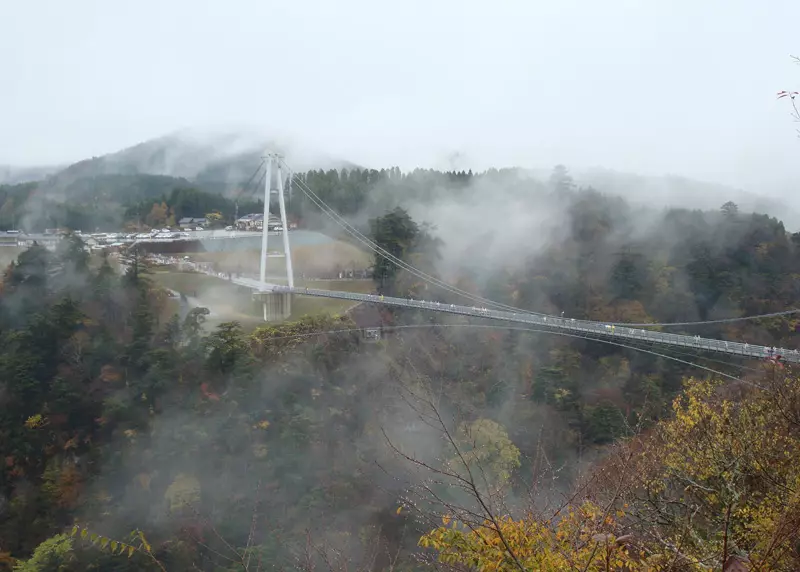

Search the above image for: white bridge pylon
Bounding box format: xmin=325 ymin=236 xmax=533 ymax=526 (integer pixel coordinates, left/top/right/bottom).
xmin=259 ymin=152 xmax=294 ymax=320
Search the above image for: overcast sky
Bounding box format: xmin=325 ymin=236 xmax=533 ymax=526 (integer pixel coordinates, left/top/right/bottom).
xmin=1 ymin=0 xmax=799 ymax=192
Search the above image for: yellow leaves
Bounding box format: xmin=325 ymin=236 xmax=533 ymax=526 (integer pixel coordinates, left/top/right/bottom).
xmin=619 ymin=373 xmax=800 ymax=569
xmin=554 ymin=388 xmax=572 ymax=403
xmin=136 ymin=530 xmax=152 ymax=554
xmin=253 ymin=420 xmax=271 ymax=430
xmin=420 ymin=504 xmax=641 ymax=571
xmin=451 ymin=419 xmax=521 ymax=489
xmin=70 ymin=525 xmax=148 ymax=561
xmin=24 ymin=414 xmax=46 ymax=429
xmin=164 ymin=474 xmax=201 ymax=513
xmin=99 ymin=364 xmax=121 ymax=383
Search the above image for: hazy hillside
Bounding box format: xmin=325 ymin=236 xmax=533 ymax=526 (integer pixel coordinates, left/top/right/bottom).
xmin=577 ymin=167 xmax=800 ymax=230
xmin=39 ymin=129 xmax=357 ymax=199
xmin=0 ymin=164 xmax=62 ymax=185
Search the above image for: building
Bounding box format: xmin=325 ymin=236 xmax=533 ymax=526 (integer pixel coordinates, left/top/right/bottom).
xmin=236 ymin=213 xmax=282 ymax=231
xmin=347 ymin=303 xmax=388 ymax=342
xmin=178 ymin=217 xmax=208 ymax=229
xmin=0 ymin=232 xmax=20 ymax=247
xmin=1 ymin=232 xmax=62 ymax=250
xmin=236 ymin=213 xmax=262 ymax=230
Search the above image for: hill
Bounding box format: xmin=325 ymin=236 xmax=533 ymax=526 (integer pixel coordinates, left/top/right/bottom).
xmin=40 ymin=129 xmax=356 ymax=199
xmin=0 ymin=131 xmax=358 ymax=232
xmin=577 ymin=166 xmax=800 ymax=231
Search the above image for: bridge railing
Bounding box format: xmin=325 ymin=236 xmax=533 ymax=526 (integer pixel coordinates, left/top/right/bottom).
xmin=261 ymin=283 xmax=800 ymax=364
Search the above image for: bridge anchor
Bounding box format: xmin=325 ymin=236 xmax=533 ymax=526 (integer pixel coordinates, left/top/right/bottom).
xmin=252 ymin=291 xmax=292 ymax=322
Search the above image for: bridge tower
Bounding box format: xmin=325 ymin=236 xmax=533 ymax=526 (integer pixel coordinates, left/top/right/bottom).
xmin=257 ymin=152 xmax=294 ymax=321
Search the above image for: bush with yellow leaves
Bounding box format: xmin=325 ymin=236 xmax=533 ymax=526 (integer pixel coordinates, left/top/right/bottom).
xmin=419 ymin=370 xmax=800 ymax=571
xmin=419 ymin=503 xmax=645 ymax=571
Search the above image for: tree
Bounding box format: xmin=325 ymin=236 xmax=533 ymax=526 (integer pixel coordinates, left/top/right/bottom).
xmin=420 ymin=504 xmax=643 ymax=571
xmin=368 ymin=207 xmax=442 ymax=297
xmin=721 ymin=201 xmax=739 ymax=218
xmin=450 ymin=419 xmax=521 ymax=493
xmin=12 ymin=534 xmax=74 ymax=572
xmin=369 ymin=207 xmax=421 ymax=295
xmin=595 ymin=373 xmax=800 ymax=570
xmin=144 ymin=202 xmax=168 ymax=229
xmin=204 ymin=321 xmax=250 ymax=377
xmin=204 ymin=211 xmax=224 ymax=228
xmin=609 ymin=250 xmax=645 ymax=301
xmin=548 ymin=164 xmax=575 ymax=194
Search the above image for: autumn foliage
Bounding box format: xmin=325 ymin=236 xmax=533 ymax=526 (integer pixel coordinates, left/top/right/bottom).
xmin=420 ymin=369 xmax=800 ymax=571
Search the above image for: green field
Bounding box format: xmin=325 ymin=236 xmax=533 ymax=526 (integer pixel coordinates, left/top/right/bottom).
xmin=149 ymin=270 xmax=374 ymax=331
xmin=188 ymin=240 xmax=371 ymax=277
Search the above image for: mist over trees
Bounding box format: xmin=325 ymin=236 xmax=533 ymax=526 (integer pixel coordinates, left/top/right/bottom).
xmin=2 ymin=163 xmax=799 ymax=569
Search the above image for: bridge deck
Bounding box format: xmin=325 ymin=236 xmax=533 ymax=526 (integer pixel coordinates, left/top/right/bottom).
xmin=231 ymin=277 xmax=799 ymax=364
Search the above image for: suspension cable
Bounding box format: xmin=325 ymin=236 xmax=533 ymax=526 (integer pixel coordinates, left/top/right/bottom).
xmin=284 ymin=160 xmax=551 ymax=316
xmin=281 ymin=160 xmax=800 ymax=329
xmin=254 ymin=321 xmax=764 ymax=386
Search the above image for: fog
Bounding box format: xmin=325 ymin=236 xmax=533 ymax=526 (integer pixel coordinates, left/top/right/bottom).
xmin=2 ymin=0 xmax=799 ymax=202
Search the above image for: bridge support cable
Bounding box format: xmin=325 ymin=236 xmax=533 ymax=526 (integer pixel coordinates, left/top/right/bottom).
xmin=232 ymin=160 xmax=266 ymax=202
xmin=624 ymin=336 xmax=761 ymax=377
xmin=253 ymin=322 xmax=759 ymax=386
xmin=281 ymin=160 xmax=553 ymax=317
xmin=281 ymin=160 xmax=800 ymax=330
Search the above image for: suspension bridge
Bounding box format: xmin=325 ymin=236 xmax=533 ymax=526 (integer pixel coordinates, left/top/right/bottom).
xmin=209 ymin=152 xmax=800 ymax=364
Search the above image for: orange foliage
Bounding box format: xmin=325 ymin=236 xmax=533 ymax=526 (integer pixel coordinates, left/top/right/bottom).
xmin=99 ymin=364 xmax=122 ymax=383
xmin=200 ymin=383 xmax=220 ymax=402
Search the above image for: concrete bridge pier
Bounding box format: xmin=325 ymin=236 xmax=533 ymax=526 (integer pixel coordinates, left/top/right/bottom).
xmin=253 ymin=291 xmax=292 ymax=322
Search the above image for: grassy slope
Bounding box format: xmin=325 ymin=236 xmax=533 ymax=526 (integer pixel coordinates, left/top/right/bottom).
xmin=150 ymin=270 xmax=374 ymax=332
xmin=191 ymin=241 xmax=372 ymax=277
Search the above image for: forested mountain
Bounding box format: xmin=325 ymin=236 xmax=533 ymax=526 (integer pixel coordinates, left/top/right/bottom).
xmin=40 ymin=130 xmax=353 ymax=188
xmin=0 ymin=131 xmax=355 ymax=231
xmin=6 ymin=128 xmax=797 ymax=237
xmin=2 ymin=176 xmax=800 ymax=569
